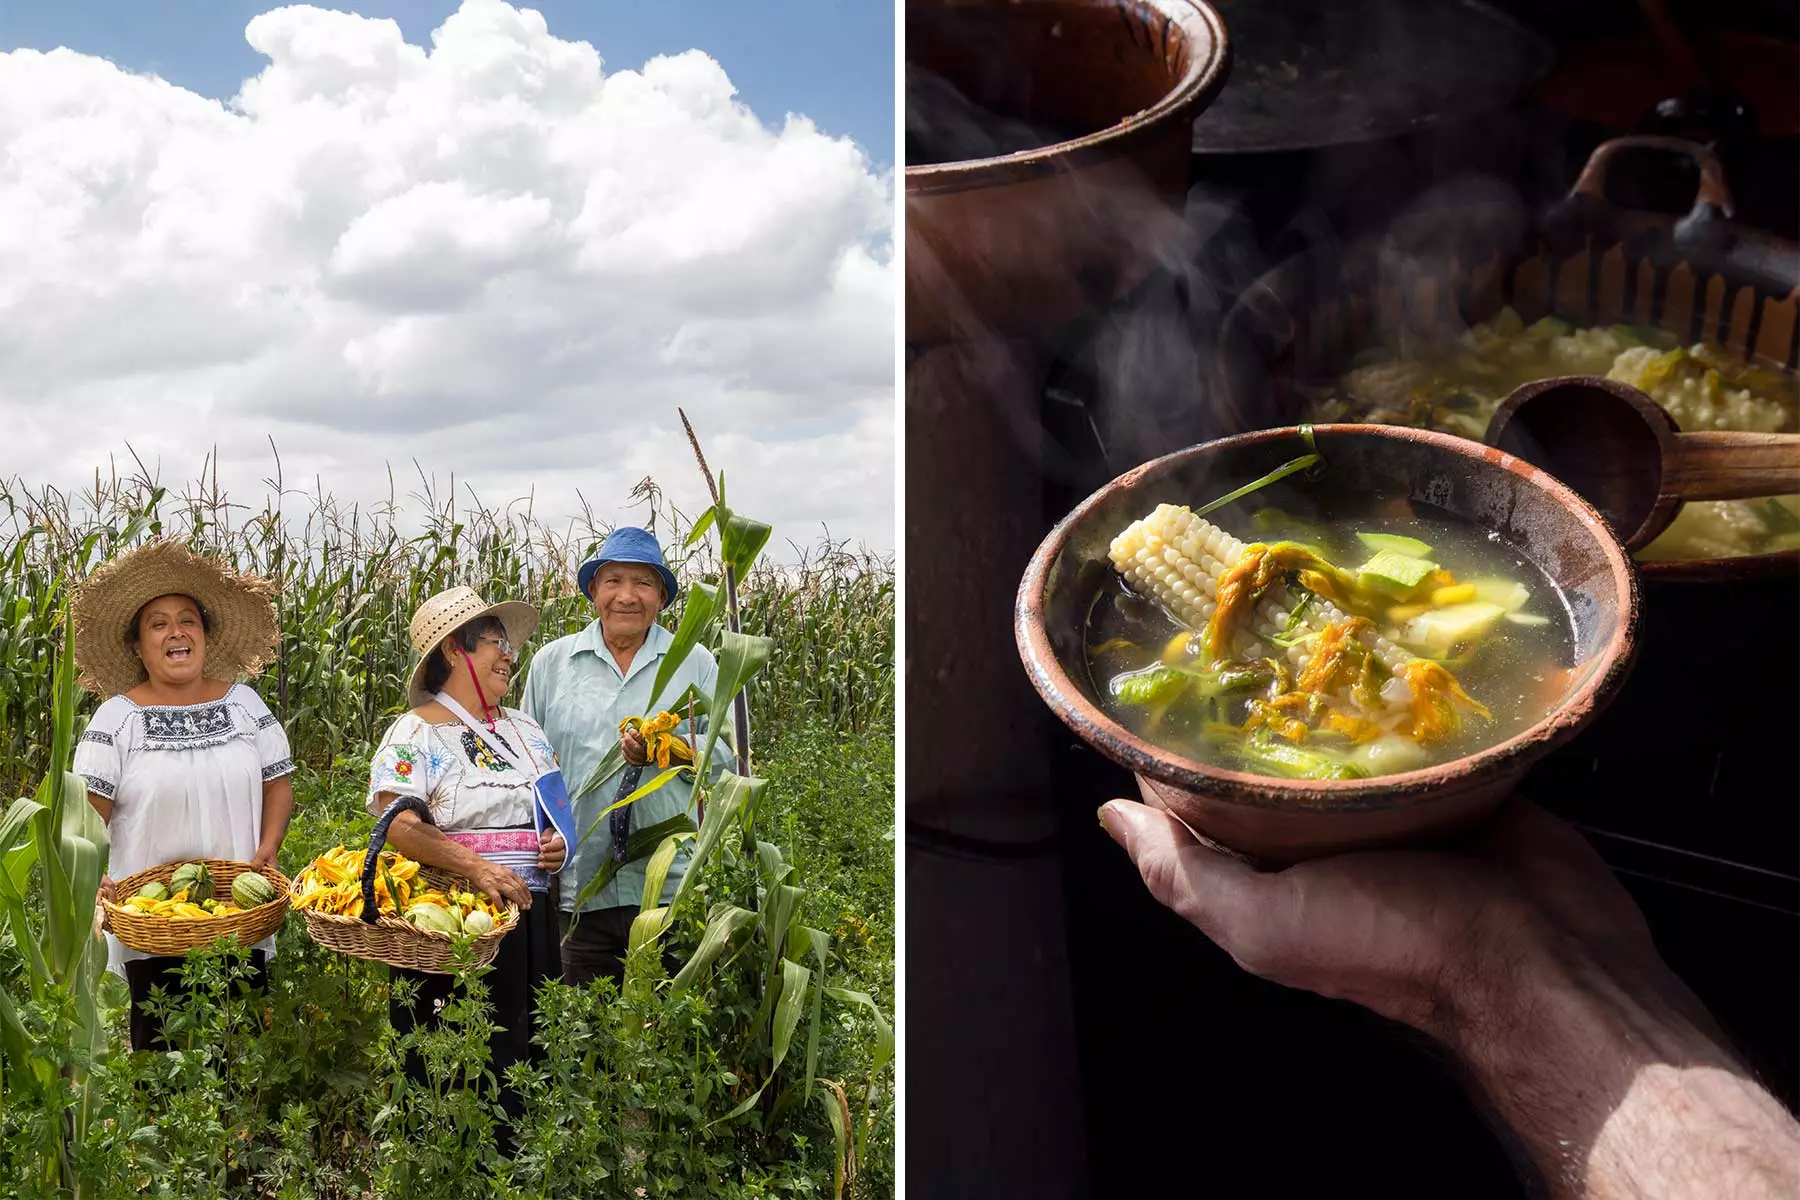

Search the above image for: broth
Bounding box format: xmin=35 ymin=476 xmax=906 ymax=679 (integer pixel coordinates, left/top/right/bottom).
xmin=1087 ymin=492 xmax=1575 ymax=782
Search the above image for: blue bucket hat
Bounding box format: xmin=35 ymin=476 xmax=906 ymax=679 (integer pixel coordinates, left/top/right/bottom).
xmin=577 ymin=527 xmax=679 ymax=609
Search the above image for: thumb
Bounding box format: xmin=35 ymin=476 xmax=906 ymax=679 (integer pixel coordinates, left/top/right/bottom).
xmin=1099 ymin=799 xmax=1273 ymax=952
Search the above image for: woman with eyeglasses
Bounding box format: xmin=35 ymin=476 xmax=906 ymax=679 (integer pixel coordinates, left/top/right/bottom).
xmin=366 ymin=587 xmax=567 ymax=1136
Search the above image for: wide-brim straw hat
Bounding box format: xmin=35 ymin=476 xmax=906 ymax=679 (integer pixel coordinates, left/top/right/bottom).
xmin=406 ymin=586 xmax=539 ymax=709
xmin=72 ymin=539 xmax=280 ymax=698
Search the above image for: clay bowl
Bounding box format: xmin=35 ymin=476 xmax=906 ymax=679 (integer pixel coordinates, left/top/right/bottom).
xmin=905 ymin=0 xmax=1231 ymax=345
xmin=1015 ymin=425 xmax=1643 ymax=865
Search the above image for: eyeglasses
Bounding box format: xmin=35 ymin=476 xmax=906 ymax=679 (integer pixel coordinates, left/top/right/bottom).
xmin=475 ymin=635 xmax=517 ymax=657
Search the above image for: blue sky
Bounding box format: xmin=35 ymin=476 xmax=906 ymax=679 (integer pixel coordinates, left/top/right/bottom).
xmin=0 ymin=0 xmax=893 ymax=168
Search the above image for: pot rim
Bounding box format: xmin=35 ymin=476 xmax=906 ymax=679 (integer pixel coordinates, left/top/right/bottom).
xmin=1015 ymin=423 xmax=1643 ymax=812
xmin=904 ymin=0 xmax=1231 ymax=194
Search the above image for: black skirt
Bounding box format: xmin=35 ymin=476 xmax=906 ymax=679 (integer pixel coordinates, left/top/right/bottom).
xmin=387 ymin=888 xmax=561 ymax=1124
xmin=124 ymin=951 xmax=269 ymax=1052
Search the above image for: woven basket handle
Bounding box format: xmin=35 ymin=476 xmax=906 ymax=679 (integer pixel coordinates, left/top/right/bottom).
xmin=363 ymin=796 xmax=435 ymax=925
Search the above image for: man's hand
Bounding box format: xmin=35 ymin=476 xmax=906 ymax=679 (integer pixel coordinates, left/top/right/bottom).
xmin=1099 ymin=796 xmax=1800 ymax=1198
xmin=620 ymin=726 xmax=649 ymax=767
xmin=538 ymin=831 xmax=567 ymax=872
xmin=99 ymin=875 xmax=117 ymax=904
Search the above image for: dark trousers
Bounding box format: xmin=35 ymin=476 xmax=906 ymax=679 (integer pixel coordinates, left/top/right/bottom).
xmin=124 ymin=951 xmax=268 ymax=1052
xmin=558 ymin=906 xmax=681 ymax=990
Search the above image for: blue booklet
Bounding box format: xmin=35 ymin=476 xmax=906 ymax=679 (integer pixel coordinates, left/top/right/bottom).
xmin=532 ymin=770 xmax=578 ymax=873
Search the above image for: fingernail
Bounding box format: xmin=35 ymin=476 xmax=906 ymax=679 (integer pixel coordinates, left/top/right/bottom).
xmin=1097 ymin=801 xmax=1133 ymax=849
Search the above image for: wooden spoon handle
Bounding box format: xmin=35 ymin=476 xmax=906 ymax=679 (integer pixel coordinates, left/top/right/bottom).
xmin=1663 ymin=431 xmax=1800 ymax=501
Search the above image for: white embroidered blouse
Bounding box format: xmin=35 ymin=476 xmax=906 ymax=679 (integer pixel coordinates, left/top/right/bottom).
xmin=366 ymin=708 xmax=561 ymax=891
xmin=72 ymin=683 xmax=296 ymax=971
xmin=366 ymin=707 xmax=559 ymax=830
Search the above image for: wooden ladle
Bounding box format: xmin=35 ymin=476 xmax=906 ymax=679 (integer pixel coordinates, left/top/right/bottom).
xmin=1486 ymin=375 xmax=1800 ymax=551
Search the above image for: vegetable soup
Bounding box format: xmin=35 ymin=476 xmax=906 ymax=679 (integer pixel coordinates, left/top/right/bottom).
xmin=1087 ymin=492 xmax=1575 ymax=782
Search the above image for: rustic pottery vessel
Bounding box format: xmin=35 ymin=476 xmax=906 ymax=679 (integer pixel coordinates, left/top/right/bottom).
xmin=1015 ymin=424 xmax=1643 ymax=864
xmin=905 ymin=0 xmax=1231 ymax=345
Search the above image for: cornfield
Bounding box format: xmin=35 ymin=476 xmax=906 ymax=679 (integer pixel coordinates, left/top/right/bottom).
xmin=0 ymin=458 xmax=894 ymax=795
xmin=0 ymin=449 xmax=896 ymax=1198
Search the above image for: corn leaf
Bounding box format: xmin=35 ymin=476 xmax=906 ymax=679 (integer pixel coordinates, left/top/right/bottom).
xmin=627 ymin=906 xmax=670 ymax=957
xmin=638 ymin=830 xmax=690 ymax=914
xmin=669 ymin=904 xmax=758 ymax=994
xmin=791 ymin=925 xmax=831 ymax=1099
xmin=684 ymin=505 xmax=718 ymax=548
xmin=711 ymin=956 xmax=811 ymax=1126
xmin=699 ymin=632 xmax=772 ymax=780
xmin=720 ymin=512 xmax=773 ymax=578
xmin=672 ymin=773 xmax=764 ymax=907
xmin=755 ymin=839 xmax=792 ymax=888
xmin=584 ymin=766 xmax=687 ymax=832
xmin=647 ymin=580 xmax=720 ymax=713
xmin=577 ymin=812 xmax=696 ymax=904
xmin=825 ymin=987 xmax=894 ymax=1077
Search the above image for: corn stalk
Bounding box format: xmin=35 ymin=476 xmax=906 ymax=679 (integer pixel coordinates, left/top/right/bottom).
xmin=0 ymin=605 xmax=116 ymax=1198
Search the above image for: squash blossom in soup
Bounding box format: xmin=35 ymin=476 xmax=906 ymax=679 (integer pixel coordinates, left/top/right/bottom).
xmin=1091 ymin=500 xmax=1573 ymax=782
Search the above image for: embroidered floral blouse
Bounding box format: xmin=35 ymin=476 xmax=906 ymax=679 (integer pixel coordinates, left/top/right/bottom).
xmin=366 ymin=708 xmax=560 ymax=835
xmin=72 ymin=683 xmax=296 ymax=970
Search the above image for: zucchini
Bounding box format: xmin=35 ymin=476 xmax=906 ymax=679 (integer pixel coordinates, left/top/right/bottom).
xmin=1355 ymin=532 xmax=1434 ymax=558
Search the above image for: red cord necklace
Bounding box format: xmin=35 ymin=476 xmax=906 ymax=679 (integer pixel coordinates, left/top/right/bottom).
xmin=459 ymin=648 xmax=499 ymax=731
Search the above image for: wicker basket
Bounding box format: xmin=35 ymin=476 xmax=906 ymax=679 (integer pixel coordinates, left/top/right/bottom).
xmin=296 ymin=796 xmax=520 ymax=975
xmin=102 ymin=858 xmax=292 ymax=956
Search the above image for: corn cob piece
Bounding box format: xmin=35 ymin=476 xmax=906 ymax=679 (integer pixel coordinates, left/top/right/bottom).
xmin=1107 ymin=503 xmax=1411 ymax=673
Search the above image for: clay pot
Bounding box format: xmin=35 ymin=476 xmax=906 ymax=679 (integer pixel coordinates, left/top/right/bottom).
xmin=905 ymin=0 xmax=1231 ymax=345
xmin=1014 ymin=424 xmax=1642 ymax=864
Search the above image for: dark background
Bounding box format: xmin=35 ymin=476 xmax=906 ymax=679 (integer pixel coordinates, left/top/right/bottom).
xmin=907 ymin=0 xmax=1798 ymax=1195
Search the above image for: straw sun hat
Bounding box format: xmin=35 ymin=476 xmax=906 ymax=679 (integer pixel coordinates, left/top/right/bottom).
xmin=406 ymin=587 xmax=538 ymax=708
xmin=72 ymin=539 xmax=281 ymax=698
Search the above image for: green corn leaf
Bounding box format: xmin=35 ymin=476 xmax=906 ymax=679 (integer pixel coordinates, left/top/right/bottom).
xmin=700 ymin=632 xmax=772 ymax=774
xmin=762 ymin=883 xmax=803 ymax=983
xmin=684 ymin=505 xmax=718 ymax=548
xmin=583 ymin=765 xmax=687 ymax=834
xmin=576 ymin=812 xmax=697 ymax=905
xmin=0 ymin=797 xmax=46 ymax=901
xmin=567 ymin=771 xmax=687 ymax=916
xmin=648 ymin=580 xmax=720 ymax=712
xmin=670 ymin=904 xmax=758 ymax=995
xmin=825 ymin=987 xmax=894 ymax=1077
xmin=769 ymin=955 xmax=810 ymax=1078
xmin=626 ymin=906 xmax=670 ymax=957
xmin=793 ymin=925 xmax=831 ymax=1099
xmin=710 ymin=956 xmax=811 ymax=1126
xmin=638 ymin=831 xmax=690 ymax=914
xmin=572 ymin=743 xmax=628 ymax=804
xmin=720 ymin=512 xmax=773 ymax=578
xmin=755 ymin=840 xmax=792 ymax=887
xmin=672 ymin=774 xmax=764 ymax=907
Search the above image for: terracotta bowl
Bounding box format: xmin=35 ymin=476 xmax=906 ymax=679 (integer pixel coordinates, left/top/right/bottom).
xmin=1015 ymin=425 xmax=1643 ymax=864
xmin=905 ymin=0 xmax=1231 ymax=345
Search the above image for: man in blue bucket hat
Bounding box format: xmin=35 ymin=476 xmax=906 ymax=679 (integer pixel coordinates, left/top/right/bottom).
xmin=521 ymin=526 xmax=724 ymax=988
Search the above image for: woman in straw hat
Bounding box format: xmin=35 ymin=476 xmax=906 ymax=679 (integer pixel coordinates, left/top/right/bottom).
xmin=70 ymin=539 xmax=295 ymax=1052
xmin=366 ymin=586 xmax=567 ymax=1124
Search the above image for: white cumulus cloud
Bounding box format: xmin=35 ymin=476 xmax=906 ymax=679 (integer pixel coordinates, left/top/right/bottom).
xmin=0 ymin=0 xmax=895 ymax=554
